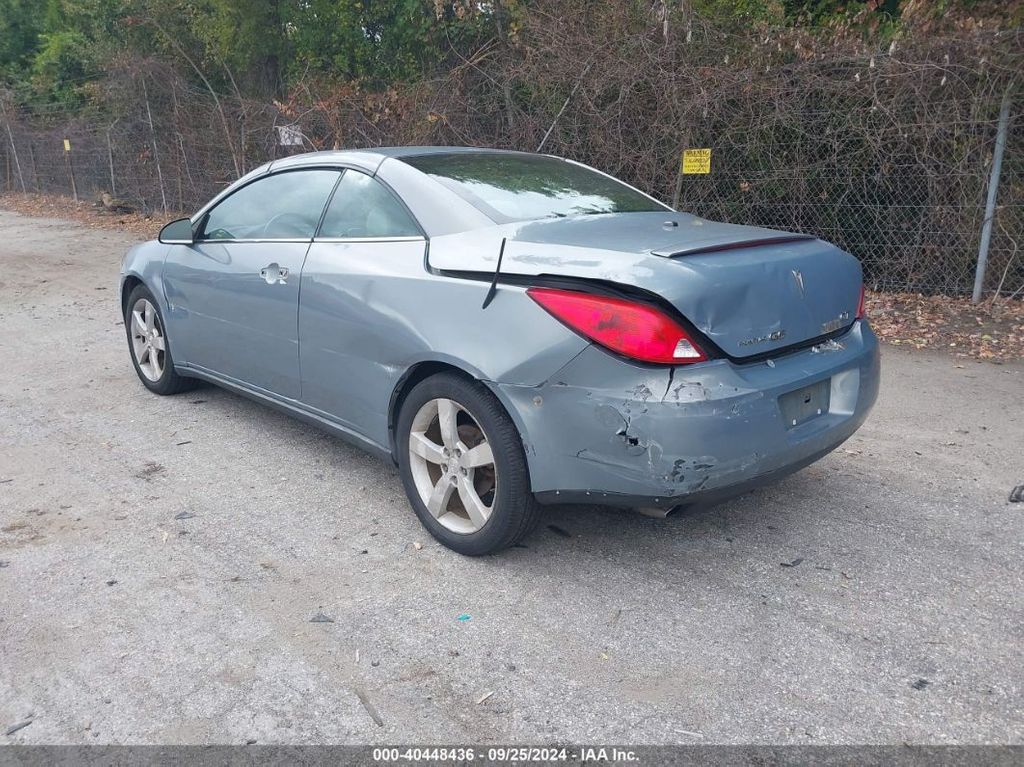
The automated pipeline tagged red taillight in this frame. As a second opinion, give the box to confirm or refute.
[526,287,706,365]
[856,284,866,319]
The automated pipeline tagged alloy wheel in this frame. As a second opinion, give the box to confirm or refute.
[408,397,497,534]
[130,298,166,382]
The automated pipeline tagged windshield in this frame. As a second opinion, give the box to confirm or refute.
[401,152,669,222]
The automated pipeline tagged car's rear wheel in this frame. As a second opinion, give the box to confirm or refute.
[397,373,542,555]
[124,284,196,395]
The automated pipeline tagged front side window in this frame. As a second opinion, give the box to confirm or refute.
[200,169,340,241]
[400,152,668,222]
[318,170,421,239]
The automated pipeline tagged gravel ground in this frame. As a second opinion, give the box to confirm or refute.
[0,209,1022,745]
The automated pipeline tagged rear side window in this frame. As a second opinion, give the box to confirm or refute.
[200,169,340,240]
[400,152,668,222]
[318,170,421,239]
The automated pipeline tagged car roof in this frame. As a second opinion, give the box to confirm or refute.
[199,147,666,238]
[193,147,538,234]
[264,148,574,237]
[269,146,543,174]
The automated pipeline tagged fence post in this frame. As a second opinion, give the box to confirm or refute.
[177,134,195,203]
[27,141,39,192]
[64,139,78,202]
[105,125,117,196]
[143,79,168,215]
[972,86,1013,303]
[1,105,27,193]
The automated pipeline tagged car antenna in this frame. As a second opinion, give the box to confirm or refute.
[481,237,507,310]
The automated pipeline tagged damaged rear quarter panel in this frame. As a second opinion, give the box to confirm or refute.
[493,321,880,501]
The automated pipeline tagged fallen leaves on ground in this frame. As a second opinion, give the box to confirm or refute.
[0,192,182,239]
[2,193,1020,362]
[866,291,1024,362]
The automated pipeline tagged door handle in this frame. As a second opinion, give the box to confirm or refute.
[259,263,290,285]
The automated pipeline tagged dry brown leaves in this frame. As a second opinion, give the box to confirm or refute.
[865,291,1024,362]
[1,193,1020,362]
[0,193,181,239]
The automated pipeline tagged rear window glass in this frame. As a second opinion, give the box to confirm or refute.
[401,153,667,222]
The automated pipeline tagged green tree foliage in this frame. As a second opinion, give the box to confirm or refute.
[0,0,1015,108]
[4,0,136,106]
[188,0,289,96]
[30,30,94,104]
[0,0,42,77]
[287,0,492,87]
[692,0,786,28]
[782,0,901,22]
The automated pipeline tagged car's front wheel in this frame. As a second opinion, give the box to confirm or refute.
[124,284,196,395]
[396,373,542,555]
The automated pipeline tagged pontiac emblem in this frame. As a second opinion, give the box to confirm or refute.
[738,329,787,347]
[791,269,805,297]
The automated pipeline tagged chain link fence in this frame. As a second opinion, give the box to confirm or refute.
[1,25,1021,299]
[669,52,1022,298]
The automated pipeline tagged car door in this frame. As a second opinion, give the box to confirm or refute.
[162,169,340,399]
[298,169,427,438]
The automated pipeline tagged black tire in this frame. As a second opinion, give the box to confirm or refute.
[396,372,542,555]
[124,284,197,395]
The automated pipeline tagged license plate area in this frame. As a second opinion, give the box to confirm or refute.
[779,379,831,429]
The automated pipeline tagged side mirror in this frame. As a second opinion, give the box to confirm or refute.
[158,217,194,245]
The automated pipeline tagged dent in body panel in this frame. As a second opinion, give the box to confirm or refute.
[428,212,863,359]
[572,368,763,494]
[119,240,172,313]
[297,240,588,447]
[497,322,880,501]
[160,241,308,397]
[434,229,660,286]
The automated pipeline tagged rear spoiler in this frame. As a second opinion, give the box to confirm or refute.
[652,233,816,258]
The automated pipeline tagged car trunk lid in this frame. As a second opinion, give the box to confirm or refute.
[657,236,861,358]
[429,212,863,359]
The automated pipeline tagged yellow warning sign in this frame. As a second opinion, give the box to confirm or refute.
[63,139,71,152]
[681,148,711,174]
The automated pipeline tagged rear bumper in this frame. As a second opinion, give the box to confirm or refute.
[490,321,880,509]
